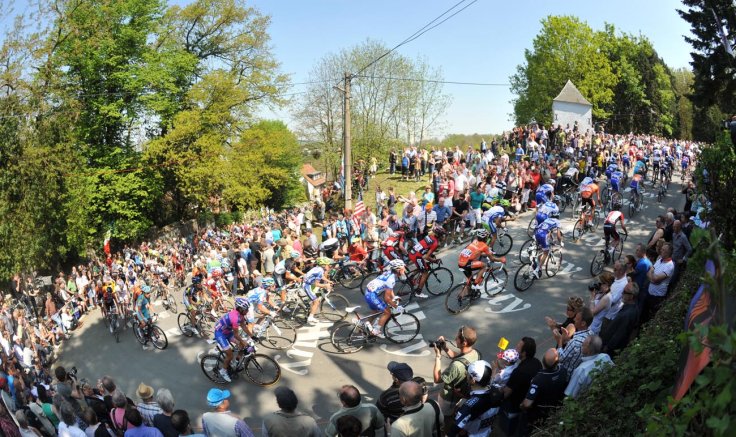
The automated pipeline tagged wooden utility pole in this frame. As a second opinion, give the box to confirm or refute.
[343,72,353,210]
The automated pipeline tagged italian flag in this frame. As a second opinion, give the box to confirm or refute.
[103,229,112,255]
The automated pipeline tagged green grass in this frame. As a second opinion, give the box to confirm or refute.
[362,171,431,215]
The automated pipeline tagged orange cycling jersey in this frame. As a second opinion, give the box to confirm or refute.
[580,183,599,199]
[458,241,493,267]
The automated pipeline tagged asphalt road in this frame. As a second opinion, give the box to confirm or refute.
[58,178,686,432]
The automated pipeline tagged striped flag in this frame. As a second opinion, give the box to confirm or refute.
[353,201,366,217]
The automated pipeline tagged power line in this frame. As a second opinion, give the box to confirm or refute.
[355,0,478,76]
[354,74,509,86]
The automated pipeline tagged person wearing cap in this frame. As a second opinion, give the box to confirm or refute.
[136,383,162,427]
[491,349,521,388]
[389,380,442,437]
[325,385,385,437]
[519,348,569,434]
[202,388,255,437]
[447,360,504,437]
[376,361,414,424]
[135,285,155,350]
[261,386,320,437]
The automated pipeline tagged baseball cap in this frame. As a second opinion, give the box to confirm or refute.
[467,360,491,384]
[496,349,520,364]
[207,388,231,407]
[387,361,413,381]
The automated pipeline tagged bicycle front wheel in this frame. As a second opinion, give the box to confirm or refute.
[425,267,455,296]
[338,265,366,289]
[330,322,366,353]
[384,312,421,344]
[492,234,513,256]
[261,320,298,350]
[514,264,535,292]
[165,295,177,313]
[592,210,601,230]
[133,324,146,344]
[200,353,227,384]
[445,284,473,314]
[572,219,585,242]
[150,325,168,350]
[319,293,349,321]
[628,196,636,217]
[526,217,537,238]
[177,313,195,337]
[519,239,536,265]
[590,250,606,276]
[392,280,415,305]
[244,354,281,387]
[485,267,508,297]
[545,248,563,277]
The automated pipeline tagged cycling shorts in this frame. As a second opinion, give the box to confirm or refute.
[610,179,620,192]
[365,292,387,311]
[303,284,319,301]
[409,252,429,270]
[534,231,550,251]
[182,294,197,311]
[214,330,233,350]
[603,223,619,242]
[582,197,595,209]
[382,247,401,262]
[486,219,497,235]
[681,161,688,170]
[462,261,485,278]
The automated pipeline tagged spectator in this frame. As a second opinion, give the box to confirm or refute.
[123,408,163,437]
[170,410,205,437]
[54,367,82,415]
[261,386,321,437]
[499,337,542,436]
[325,385,385,437]
[447,360,503,437]
[335,415,362,437]
[15,409,42,437]
[602,282,640,354]
[519,348,568,434]
[110,389,134,433]
[544,296,584,339]
[555,307,593,378]
[389,381,442,437]
[432,326,481,425]
[633,243,652,312]
[57,400,85,437]
[376,361,413,424]
[564,335,614,399]
[670,219,692,289]
[643,243,675,323]
[136,383,162,427]
[202,388,255,437]
[589,272,614,335]
[152,389,178,437]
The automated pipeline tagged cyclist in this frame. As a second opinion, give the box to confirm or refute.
[135,285,155,350]
[536,199,559,228]
[363,259,407,338]
[651,146,662,182]
[579,177,600,228]
[533,212,564,279]
[302,257,334,324]
[244,277,276,331]
[629,173,644,206]
[659,156,671,185]
[457,229,507,292]
[633,154,647,178]
[603,199,628,257]
[273,250,304,306]
[100,285,119,322]
[482,201,513,249]
[382,228,408,264]
[182,276,205,336]
[213,297,253,383]
[622,151,631,174]
[680,153,690,175]
[609,168,624,194]
[407,226,445,299]
[535,181,555,206]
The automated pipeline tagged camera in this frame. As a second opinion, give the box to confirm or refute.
[429,339,446,350]
[68,366,78,379]
[588,281,601,292]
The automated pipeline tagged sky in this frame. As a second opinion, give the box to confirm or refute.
[249,0,694,138]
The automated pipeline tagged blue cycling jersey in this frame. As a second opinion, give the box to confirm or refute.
[303,266,324,286]
[365,271,397,295]
[536,218,561,234]
[245,286,268,305]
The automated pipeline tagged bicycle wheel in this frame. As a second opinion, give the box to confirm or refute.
[485,267,508,297]
[261,320,298,350]
[111,314,120,343]
[384,312,420,344]
[392,280,415,305]
[571,196,580,219]
[133,324,145,344]
[572,219,585,242]
[519,239,536,265]
[177,313,195,337]
[165,295,177,313]
[425,267,455,296]
[613,237,624,260]
[330,322,366,353]
[150,325,168,350]
[545,248,563,277]
[558,196,568,213]
[445,284,473,314]
[592,210,601,230]
[514,264,535,292]
[657,189,663,203]
[492,234,513,256]
[590,250,606,276]
[220,299,234,312]
[319,293,349,321]
[526,217,537,238]
[628,195,636,217]
[244,354,281,387]
[338,265,365,289]
[611,191,623,207]
[360,271,380,293]
[200,353,227,384]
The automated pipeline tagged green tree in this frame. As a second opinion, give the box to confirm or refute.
[672,68,695,140]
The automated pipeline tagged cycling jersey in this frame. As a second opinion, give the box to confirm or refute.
[245,286,268,306]
[409,234,440,270]
[580,183,599,200]
[681,155,690,169]
[652,149,661,162]
[483,206,505,233]
[536,201,559,224]
[215,309,241,336]
[135,294,150,322]
[605,164,618,179]
[604,210,624,225]
[610,171,624,192]
[534,218,560,251]
[458,240,493,268]
[604,211,625,243]
[535,184,554,204]
[633,160,646,175]
[382,233,404,262]
[303,266,325,286]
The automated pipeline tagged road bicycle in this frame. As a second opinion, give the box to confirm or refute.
[200,339,281,386]
[152,284,177,314]
[657,180,668,203]
[572,205,601,241]
[526,215,538,238]
[103,305,122,343]
[133,315,168,349]
[330,299,421,353]
[362,258,455,300]
[603,188,624,214]
[629,189,643,217]
[329,258,367,289]
[279,283,349,326]
[249,311,298,350]
[590,233,628,276]
[514,242,563,292]
[445,260,508,314]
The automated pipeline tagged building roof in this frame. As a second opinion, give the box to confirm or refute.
[553,80,592,106]
[301,163,326,187]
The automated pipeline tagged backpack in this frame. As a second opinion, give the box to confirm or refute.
[450,351,482,401]
[109,408,128,437]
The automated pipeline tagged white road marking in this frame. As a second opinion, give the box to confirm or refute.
[485,294,532,313]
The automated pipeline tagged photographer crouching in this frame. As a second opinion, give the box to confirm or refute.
[431,325,481,429]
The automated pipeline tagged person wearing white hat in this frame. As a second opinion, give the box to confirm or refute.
[447,360,504,437]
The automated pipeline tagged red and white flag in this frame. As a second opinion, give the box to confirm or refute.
[103,229,112,255]
[353,201,366,217]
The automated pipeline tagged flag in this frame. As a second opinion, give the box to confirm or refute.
[103,229,112,255]
[353,201,366,217]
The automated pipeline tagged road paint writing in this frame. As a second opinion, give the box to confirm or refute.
[274,321,332,375]
[485,293,532,313]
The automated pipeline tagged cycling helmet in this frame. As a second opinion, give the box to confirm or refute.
[475,229,490,240]
[548,179,556,186]
[316,257,332,266]
[612,199,623,210]
[261,277,275,288]
[105,286,113,293]
[234,297,250,312]
[192,276,202,285]
[498,199,511,208]
[212,269,222,278]
[388,259,406,271]
[581,177,593,186]
[141,285,152,295]
[290,250,301,259]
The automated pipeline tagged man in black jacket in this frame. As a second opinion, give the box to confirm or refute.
[601,282,640,355]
